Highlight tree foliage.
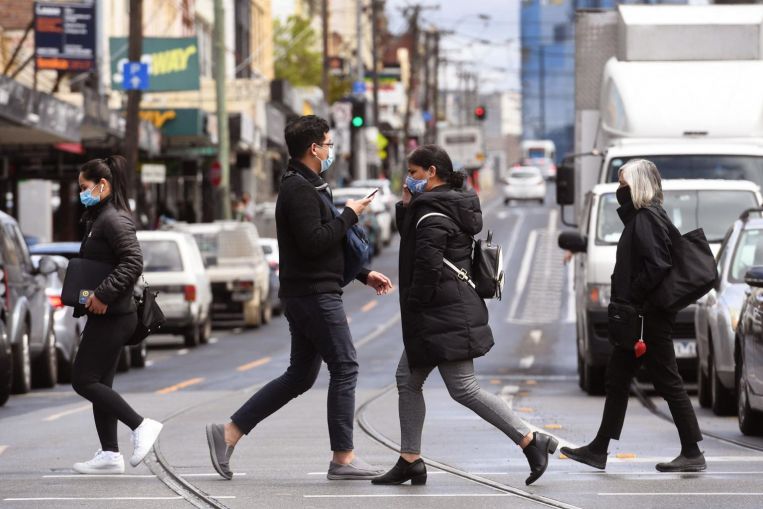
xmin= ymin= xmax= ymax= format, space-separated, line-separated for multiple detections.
xmin=273 ymin=15 xmax=321 ymax=87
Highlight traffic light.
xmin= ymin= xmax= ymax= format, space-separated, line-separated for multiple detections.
xmin=474 ymin=105 xmax=487 ymax=121
xmin=351 ymin=99 xmax=366 ymax=128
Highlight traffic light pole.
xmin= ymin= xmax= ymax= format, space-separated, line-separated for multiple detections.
xmin=214 ymin=0 xmax=231 ymax=219
xmin=353 ymin=0 xmax=367 ymax=181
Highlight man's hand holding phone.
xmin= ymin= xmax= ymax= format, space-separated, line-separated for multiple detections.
xmin=346 ymin=189 xmax=377 ymax=217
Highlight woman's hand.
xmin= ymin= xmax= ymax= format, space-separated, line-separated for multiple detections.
xmin=366 ymin=271 xmax=394 ymax=295
xmin=402 ymin=185 xmax=412 ymax=207
xmin=86 ymin=294 xmax=108 ymax=315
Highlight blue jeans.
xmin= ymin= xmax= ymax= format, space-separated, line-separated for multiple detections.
xmin=231 ymin=293 xmax=359 ymax=451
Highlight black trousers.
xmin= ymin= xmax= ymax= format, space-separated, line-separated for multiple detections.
xmin=231 ymin=293 xmax=359 ymax=451
xmin=72 ymin=312 xmax=143 ymax=453
xmin=597 ymin=308 xmax=703 ymax=446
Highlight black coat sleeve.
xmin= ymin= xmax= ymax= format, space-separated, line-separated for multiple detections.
xmin=395 ymin=201 xmax=407 ymax=232
xmin=284 ymin=184 xmax=358 ymax=258
xmin=630 ymin=211 xmax=672 ymax=304
xmin=94 ymin=212 xmax=143 ymax=304
xmin=408 ymin=216 xmax=451 ymax=305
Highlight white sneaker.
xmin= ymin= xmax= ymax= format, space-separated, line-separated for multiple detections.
xmin=73 ymin=449 xmax=125 ymax=475
xmin=130 ymin=418 xmax=163 ymax=467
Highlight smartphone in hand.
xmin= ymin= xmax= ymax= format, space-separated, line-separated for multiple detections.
xmin=364 ymin=188 xmax=380 ymax=199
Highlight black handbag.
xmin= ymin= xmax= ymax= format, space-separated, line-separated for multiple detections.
xmin=645 ymin=208 xmax=719 ymax=312
xmin=62 ymin=258 xmax=115 ymax=314
xmin=128 ymin=278 xmax=165 ymax=346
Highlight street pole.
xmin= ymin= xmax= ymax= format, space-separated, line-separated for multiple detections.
xmin=402 ymin=6 xmax=419 ymax=151
xmin=422 ymin=31 xmax=430 ymax=143
xmin=124 ymin=0 xmax=142 ymax=216
xmin=354 ymin=0 xmax=367 ymax=181
xmin=432 ymin=32 xmax=440 ymax=142
xmin=322 ymin=0 xmax=329 ymax=101
xmin=371 ymin=0 xmax=381 ymax=131
xmin=539 ymin=45 xmax=546 ymax=137
xmin=214 ymin=0 xmax=231 ymax=220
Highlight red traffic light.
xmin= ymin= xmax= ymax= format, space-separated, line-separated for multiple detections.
xmin=474 ymin=105 xmax=486 ymax=120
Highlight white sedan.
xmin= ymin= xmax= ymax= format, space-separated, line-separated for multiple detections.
xmin=502 ymin=166 xmax=547 ymax=205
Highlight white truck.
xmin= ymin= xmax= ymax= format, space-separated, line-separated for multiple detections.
xmin=437 ymin=126 xmax=485 ymax=172
xmin=557 ymin=5 xmax=763 ymax=394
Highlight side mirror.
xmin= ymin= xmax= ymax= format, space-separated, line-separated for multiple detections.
xmin=744 ymin=266 xmax=763 ymax=287
xmin=556 ymin=161 xmax=574 ymax=206
xmin=37 ymin=256 xmax=58 ymax=276
xmin=558 ymin=230 xmax=587 ymax=254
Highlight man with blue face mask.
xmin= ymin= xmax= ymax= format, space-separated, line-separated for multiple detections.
xmin=206 ymin=115 xmax=393 ymax=482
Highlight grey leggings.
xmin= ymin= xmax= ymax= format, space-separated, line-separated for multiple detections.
xmin=396 ymin=352 xmax=529 ymax=454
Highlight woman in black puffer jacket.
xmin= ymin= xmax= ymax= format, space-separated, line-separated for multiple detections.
xmin=71 ymin=156 xmax=162 ymax=475
xmin=373 ymin=145 xmax=558 ymax=487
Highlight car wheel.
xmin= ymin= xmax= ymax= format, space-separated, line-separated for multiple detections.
xmin=116 ymin=346 xmax=131 ymax=373
xmin=244 ymin=293 xmax=263 ymax=329
xmin=32 ymin=325 xmax=58 ymax=389
xmin=260 ymin=298 xmax=272 ymax=325
xmin=503 ymin=198 xmax=510 ymax=206
xmin=538 ymin=198 xmax=545 ymax=205
xmin=0 ymin=321 xmax=12 ymax=406
xmin=184 ymin=323 xmax=201 ymax=347
xmin=710 ymin=358 xmax=735 ymax=416
xmin=737 ymin=361 xmax=763 ymax=436
xmin=577 ymin=345 xmax=585 ymax=391
xmin=11 ymin=323 xmax=32 ymax=394
xmin=130 ymin=341 xmax=147 ymax=368
xmin=697 ymin=355 xmax=711 ymax=408
xmin=199 ymin=312 xmax=212 ymax=345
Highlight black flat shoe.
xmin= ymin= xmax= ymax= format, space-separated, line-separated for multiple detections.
xmin=371 ymin=457 xmax=427 ymax=485
xmin=656 ymin=453 xmax=706 ymax=473
xmin=560 ymin=445 xmax=607 ymax=470
xmin=523 ymin=432 xmax=559 ymax=486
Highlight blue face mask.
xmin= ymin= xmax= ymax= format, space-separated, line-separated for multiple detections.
xmin=80 ymin=184 xmax=102 ymax=207
xmin=406 ymin=175 xmax=428 ymax=195
xmin=318 ymin=145 xmax=335 ymax=175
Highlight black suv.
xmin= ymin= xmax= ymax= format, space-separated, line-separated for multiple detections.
xmin=735 ymin=265 xmax=763 ymax=435
xmin=0 ymin=211 xmax=58 ymax=396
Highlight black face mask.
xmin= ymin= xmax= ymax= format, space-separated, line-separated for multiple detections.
xmin=616 ymin=185 xmax=632 ymax=206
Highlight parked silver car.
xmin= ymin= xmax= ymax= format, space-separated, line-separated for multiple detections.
xmin=695 ymin=208 xmax=763 ymax=415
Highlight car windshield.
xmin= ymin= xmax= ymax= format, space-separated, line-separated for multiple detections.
xmin=730 ymin=229 xmax=763 ymax=283
xmin=141 ymin=240 xmax=183 ymax=272
xmin=510 ymin=171 xmax=538 ymax=179
xmin=607 ymin=155 xmax=763 ymax=187
xmin=596 ymin=190 xmax=759 ymax=245
xmin=191 ymin=229 xmax=257 ymax=266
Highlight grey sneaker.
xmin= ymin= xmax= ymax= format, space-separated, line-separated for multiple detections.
xmin=206 ymin=424 xmax=234 ymax=480
xmin=327 ymin=457 xmax=385 ymax=480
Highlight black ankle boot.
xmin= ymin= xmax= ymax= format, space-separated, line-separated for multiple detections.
xmin=371 ymin=457 xmax=427 ymax=485
xmin=559 ymin=444 xmax=607 ymax=470
xmin=523 ymin=432 xmax=559 ymax=486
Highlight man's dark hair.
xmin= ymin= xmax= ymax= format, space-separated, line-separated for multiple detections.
xmin=284 ymin=115 xmax=330 ymax=159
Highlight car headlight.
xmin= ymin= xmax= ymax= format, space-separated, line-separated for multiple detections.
xmin=587 ymin=284 xmax=611 ymax=308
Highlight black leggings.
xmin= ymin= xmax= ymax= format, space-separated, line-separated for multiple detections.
xmin=72 ymin=312 xmax=143 ymax=453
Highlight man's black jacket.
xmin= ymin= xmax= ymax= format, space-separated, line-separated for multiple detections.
xmin=276 ymin=159 xmax=369 ymax=297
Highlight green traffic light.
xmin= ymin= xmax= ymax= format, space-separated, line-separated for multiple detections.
xmin=352 ymin=116 xmax=364 ymax=128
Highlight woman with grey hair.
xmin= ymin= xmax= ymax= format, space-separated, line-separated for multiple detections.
xmin=561 ymin=159 xmax=705 ymax=473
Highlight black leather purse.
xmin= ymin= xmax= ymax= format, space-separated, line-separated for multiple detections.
xmin=127 ymin=277 xmax=165 ymax=346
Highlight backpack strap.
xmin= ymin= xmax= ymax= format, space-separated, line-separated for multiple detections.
xmin=414 ymin=212 xmax=475 ymax=289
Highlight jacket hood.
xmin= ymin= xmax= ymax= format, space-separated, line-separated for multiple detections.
xmin=411 ymin=186 xmax=483 ymax=235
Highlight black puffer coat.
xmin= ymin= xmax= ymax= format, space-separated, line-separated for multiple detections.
xmin=396 ymin=185 xmax=494 ymax=368
xmin=78 ymin=197 xmax=143 ymax=316
xmin=611 ymin=197 xmax=673 ymax=308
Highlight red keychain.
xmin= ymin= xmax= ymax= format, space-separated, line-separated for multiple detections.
xmin=635 ymin=314 xmax=647 ymax=358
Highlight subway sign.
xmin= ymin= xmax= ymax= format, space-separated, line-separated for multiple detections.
xmin=110 ymin=37 xmax=200 ymax=92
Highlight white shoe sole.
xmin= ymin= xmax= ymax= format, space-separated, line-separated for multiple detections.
xmin=130 ymin=421 xmax=164 ymax=467
xmin=73 ymin=464 xmax=125 ymax=475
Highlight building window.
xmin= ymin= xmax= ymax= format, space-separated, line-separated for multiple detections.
xmin=235 ymin=0 xmax=252 ymax=78
xmin=196 ymin=18 xmax=213 ymax=78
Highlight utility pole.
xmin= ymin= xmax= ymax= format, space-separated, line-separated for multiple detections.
xmin=402 ymin=6 xmax=419 ymax=151
xmin=539 ymin=44 xmax=546 ymax=137
xmin=353 ymin=0 xmax=367 ymax=181
xmin=432 ymin=31 xmax=440 ymax=142
xmin=322 ymin=0 xmax=329 ymax=100
xmin=124 ymin=0 xmax=142 ymax=214
xmin=214 ymin=0 xmax=231 ymax=219
xmin=371 ymin=0 xmax=381 ymax=132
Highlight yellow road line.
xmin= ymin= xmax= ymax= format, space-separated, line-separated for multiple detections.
xmin=156 ymin=377 xmax=205 ymax=395
xmin=236 ymin=356 xmax=272 ymax=373
xmin=361 ymin=300 xmax=378 ymax=313
xmin=616 ymin=453 xmax=637 ymax=459
xmin=43 ymin=403 xmax=91 ymax=422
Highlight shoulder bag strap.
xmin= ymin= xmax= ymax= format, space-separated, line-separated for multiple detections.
xmin=415 ymin=212 xmax=476 ymax=289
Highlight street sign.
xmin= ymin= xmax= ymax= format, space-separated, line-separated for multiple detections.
xmin=422 ymin=111 xmax=433 ymax=123
xmin=140 ymin=163 xmax=166 ymax=184
xmin=34 ymin=1 xmax=97 ymax=71
xmin=110 ymin=37 xmax=200 ymax=92
xmin=352 ymin=80 xmax=366 ymax=95
xmin=122 ymin=62 xmax=149 ymax=91
xmin=209 ymin=161 xmax=222 ymax=187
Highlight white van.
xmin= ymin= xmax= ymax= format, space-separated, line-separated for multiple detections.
xmin=559 ymin=179 xmax=763 ymax=395
xmin=521 ymin=140 xmax=557 ymax=180
xmin=138 ymin=231 xmax=213 ymax=347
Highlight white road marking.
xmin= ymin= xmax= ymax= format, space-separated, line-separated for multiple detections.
xmin=529 ymin=329 xmax=542 ymax=344
xmin=569 ymin=471 xmax=763 ymax=476
xmin=519 ymin=355 xmax=535 ymax=369
xmin=177 ymin=348 xmax=189 ymax=356
xmin=208 ymin=337 xmax=219 ymax=344
xmin=42 ymin=404 xmax=90 ymax=422
xmin=507 ymin=228 xmax=539 ymax=320
xmin=41 ymin=473 xmax=247 ymax=479
xmin=4 ymin=497 xmax=236 ymax=502
xmin=564 ymin=262 xmax=576 ymax=323
xmin=497 ymin=210 xmax=510 ymax=220
xmin=547 ymin=207 xmax=558 ymax=232
xmin=304 ymin=494 xmax=511 ymax=499
xmin=353 ymin=312 xmax=402 ymax=349
xmin=144 ymin=360 xmax=154 ymax=367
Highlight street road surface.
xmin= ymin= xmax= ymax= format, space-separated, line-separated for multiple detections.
xmin=2 ymin=188 xmax=762 ymax=508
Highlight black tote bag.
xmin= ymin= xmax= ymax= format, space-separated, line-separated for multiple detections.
xmin=646 ymin=209 xmax=718 ymax=312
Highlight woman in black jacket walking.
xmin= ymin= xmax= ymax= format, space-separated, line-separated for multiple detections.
xmin=71 ymin=156 xmax=162 ymax=475
xmin=373 ymin=145 xmax=558 ymax=487
xmin=561 ymin=159 xmax=705 ymax=473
